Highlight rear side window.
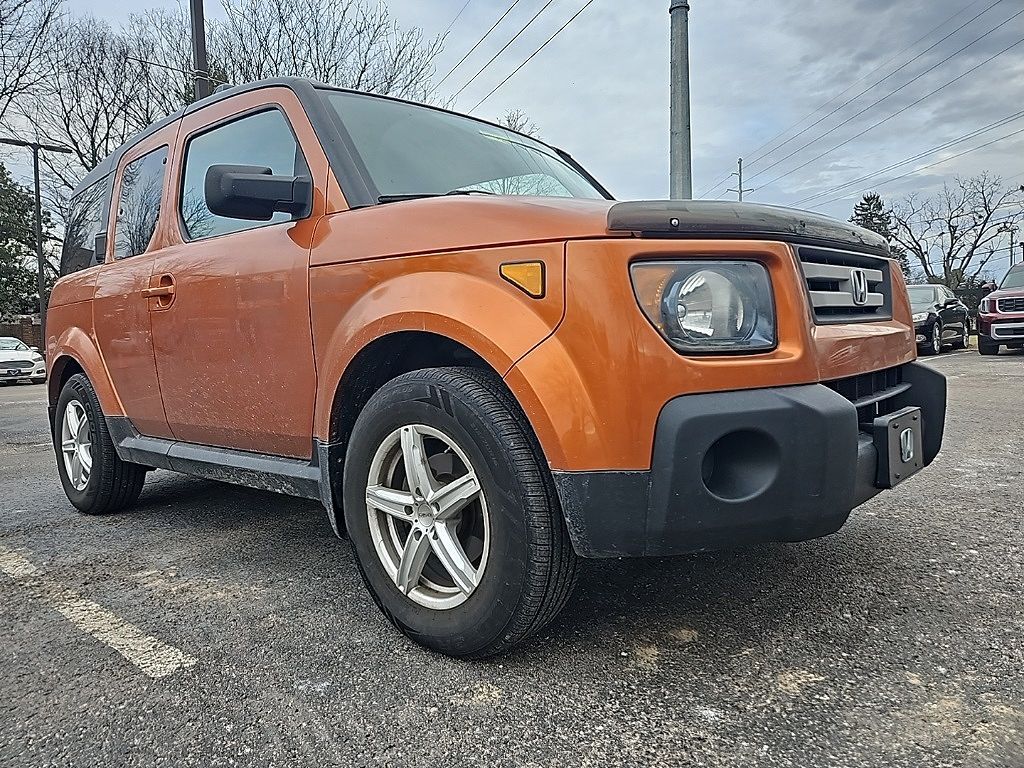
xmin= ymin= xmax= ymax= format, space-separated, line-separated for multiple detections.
xmin=113 ymin=146 xmax=168 ymax=259
xmin=180 ymin=108 xmax=307 ymax=240
xmin=60 ymin=175 xmax=112 ymax=276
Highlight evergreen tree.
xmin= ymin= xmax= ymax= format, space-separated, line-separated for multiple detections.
xmin=850 ymin=192 xmax=912 ymax=280
xmin=0 ymin=162 xmax=50 ymax=316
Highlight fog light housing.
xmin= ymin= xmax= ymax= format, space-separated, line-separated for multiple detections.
xmin=631 ymin=261 xmax=776 ymax=353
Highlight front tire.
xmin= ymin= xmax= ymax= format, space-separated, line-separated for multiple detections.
xmin=54 ymin=374 xmax=145 ymax=514
xmin=978 ymin=338 xmax=1000 ymax=356
xmin=920 ymin=322 xmax=942 ymax=355
xmin=343 ymin=367 xmax=577 ymax=658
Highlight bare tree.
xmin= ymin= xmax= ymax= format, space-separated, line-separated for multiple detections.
xmin=23 ymin=0 xmax=444 ymax=186
xmin=890 ymin=173 xmax=1024 ymax=289
xmin=498 ymin=108 xmax=540 ymax=138
xmin=0 ymin=0 xmax=62 ymax=127
xmin=212 ymin=0 xmax=443 ymax=100
xmin=21 ymin=15 xmax=151 ymax=188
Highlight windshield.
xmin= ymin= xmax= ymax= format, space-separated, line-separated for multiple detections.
xmin=0 ymin=338 xmax=28 ymax=351
xmin=322 ymin=90 xmax=607 ymax=201
xmin=1001 ymin=267 xmax=1024 ymax=289
xmin=907 ymin=286 xmax=937 ymax=307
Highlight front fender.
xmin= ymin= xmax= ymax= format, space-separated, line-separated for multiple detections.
xmin=309 ymin=242 xmax=565 ymax=442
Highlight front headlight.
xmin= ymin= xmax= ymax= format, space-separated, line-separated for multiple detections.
xmin=630 ymin=261 xmax=776 ymax=353
xmin=912 ymin=312 xmax=930 ymax=323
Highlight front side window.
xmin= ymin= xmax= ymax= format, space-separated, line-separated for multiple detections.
xmin=180 ymin=109 xmax=307 ymax=240
xmin=321 ymin=90 xmax=607 ymax=201
xmin=113 ymin=146 xmax=168 ymax=259
xmin=60 ymin=175 xmax=112 ymax=276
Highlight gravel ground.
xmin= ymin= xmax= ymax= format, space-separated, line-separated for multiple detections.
xmin=0 ymin=349 xmax=1021 ymax=768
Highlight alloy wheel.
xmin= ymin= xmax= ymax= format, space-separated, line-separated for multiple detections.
xmin=61 ymin=400 xmax=92 ymax=492
xmin=931 ymin=324 xmax=941 ymax=355
xmin=364 ymin=424 xmax=490 ymax=610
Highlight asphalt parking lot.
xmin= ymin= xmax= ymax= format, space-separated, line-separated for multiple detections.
xmin=1 ymin=349 xmax=1022 ymax=768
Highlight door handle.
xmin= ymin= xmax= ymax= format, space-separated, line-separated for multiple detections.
xmin=143 ymin=274 xmax=176 ymax=309
xmin=141 ymin=285 xmax=175 ymax=298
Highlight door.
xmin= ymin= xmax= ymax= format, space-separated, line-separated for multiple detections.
xmin=149 ymin=94 xmax=327 ymax=459
xmin=937 ymin=287 xmax=967 ymax=337
xmin=92 ymin=136 xmax=174 ymax=438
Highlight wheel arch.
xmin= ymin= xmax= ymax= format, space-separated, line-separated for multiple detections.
xmin=319 ymin=329 xmax=559 ymax=535
xmin=47 ymin=327 xmax=122 ymax=431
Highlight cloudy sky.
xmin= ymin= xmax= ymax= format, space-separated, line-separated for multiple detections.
xmin=8 ymin=0 xmax=1024 ymax=269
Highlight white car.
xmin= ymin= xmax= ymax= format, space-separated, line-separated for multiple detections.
xmin=0 ymin=337 xmax=46 ymax=384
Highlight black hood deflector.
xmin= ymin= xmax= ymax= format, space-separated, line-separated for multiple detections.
xmin=607 ymin=200 xmax=890 ymax=257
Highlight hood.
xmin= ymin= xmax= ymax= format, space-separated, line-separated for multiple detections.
xmin=320 ymin=196 xmax=890 ymax=263
xmin=986 ymin=286 xmax=1024 ymax=300
xmin=0 ymin=348 xmax=40 ymax=362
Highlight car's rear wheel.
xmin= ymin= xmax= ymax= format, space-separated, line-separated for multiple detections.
xmin=343 ymin=366 xmax=577 ymax=658
xmin=952 ymin=321 xmax=969 ymax=350
xmin=55 ymin=374 xmax=146 ymax=514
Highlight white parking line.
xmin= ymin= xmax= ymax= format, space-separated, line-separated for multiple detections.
xmin=0 ymin=548 xmax=196 ymax=679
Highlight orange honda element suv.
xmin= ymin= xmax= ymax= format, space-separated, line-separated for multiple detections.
xmin=48 ymin=78 xmax=946 ymax=657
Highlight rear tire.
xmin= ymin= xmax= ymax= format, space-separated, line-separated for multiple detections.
xmin=952 ymin=322 xmax=969 ymax=350
xmin=54 ymin=373 xmax=145 ymax=514
xmin=343 ymin=366 xmax=577 ymax=658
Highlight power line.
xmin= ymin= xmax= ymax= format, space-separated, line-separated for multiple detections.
xmin=754 ymin=31 xmax=1024 ymax=193
xmin=698 ymin=0 xmax=999 ymax=198
xmin=470 ymin=0 xmax=599 ymax=112
xmin=432 ymin=0 xmax=527 ymax=93
xmin=814 ymin=125 xmax=1024 ymax=208
xmin=745 ymin=0 xmax=1005 ymax=170
xmin=748 ymin=9 xmax=1024 ymax=186
xmin=440 ymin=0 xmax=475 ymax=41
xmin=794 ymin=109 xmax=1024 ymax=206
xmin=452 ymin=0 xmax=559 ymax=100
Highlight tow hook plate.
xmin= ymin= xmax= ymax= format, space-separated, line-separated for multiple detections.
xmin=872 ymin=406 xmax=924 ymax=489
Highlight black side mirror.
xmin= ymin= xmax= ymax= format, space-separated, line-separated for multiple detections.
xmin=204 ymin=164 xmax=312 ymax=222
xmin=943 ymin=297 xmax=959 ymax=308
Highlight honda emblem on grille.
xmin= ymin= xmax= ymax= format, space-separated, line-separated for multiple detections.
xmin=899 ymin=428 xmax=914 ymax=463
xmin=850 ymin=268 xmax=869 ymax=306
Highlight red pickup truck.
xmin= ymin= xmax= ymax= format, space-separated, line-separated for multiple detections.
xmin=977 ymin=263 xmax=1024 ymax=355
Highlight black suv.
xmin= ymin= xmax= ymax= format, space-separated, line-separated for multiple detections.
xmin=908 ymin=284 xmax=970 ymax=355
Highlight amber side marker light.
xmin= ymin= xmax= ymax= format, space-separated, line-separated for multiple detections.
xmin=500 ymin=261 xmax=545 ymax=298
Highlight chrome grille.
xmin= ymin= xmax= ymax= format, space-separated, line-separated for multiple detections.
xmin=1 ymin=360 xmax=33 ymax=369
xmin=996 ymin=297 xmax=1024 ymax=313
xmin=797 ymin=246 xmax=893 ymax=323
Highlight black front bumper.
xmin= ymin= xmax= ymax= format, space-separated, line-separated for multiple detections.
xmin=553 ymin=362 xmax=946 ymax=558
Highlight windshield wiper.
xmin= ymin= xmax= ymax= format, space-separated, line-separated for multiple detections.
xmin=377 ymin=190 xmax=496 ymax=204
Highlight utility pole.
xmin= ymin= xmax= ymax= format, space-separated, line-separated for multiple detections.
xmin=669 ymin=0 xmax=692 ymax=199
xmin=0 ymin=137 xmax=73 ymax=347
xmin=1000 ymin=223 xmax=1018 ymax=267
xmin=726 ymin=157 xmax=753 ymax=202
xmin=189 ymin=0 xmax=212 ymax=101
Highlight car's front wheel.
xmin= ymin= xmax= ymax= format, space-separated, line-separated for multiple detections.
xmin=920 ymin=322 xmax=942 ymax=355
xmin=343 ymin=367 xmax=577 ymax=658
xmin=54 ymin=374 xmax=146 ymax=514
xmin=978 ymin=338 xmax=1000 ymax=356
